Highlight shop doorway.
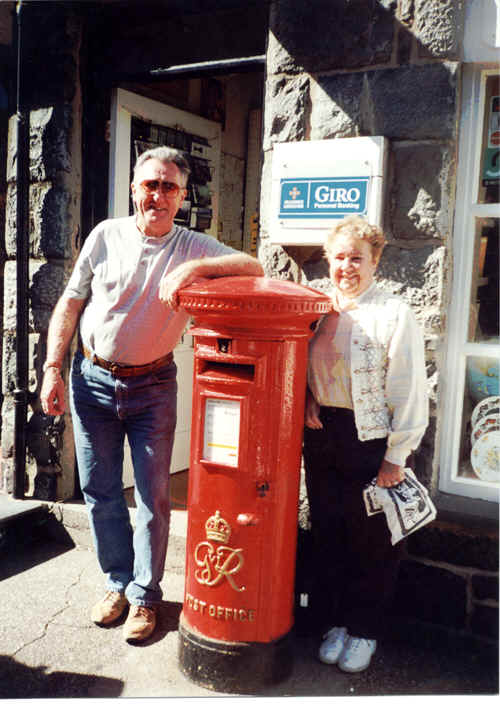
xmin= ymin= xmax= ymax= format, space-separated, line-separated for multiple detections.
xmin=107 ymin=77 xmax=263 ymax=490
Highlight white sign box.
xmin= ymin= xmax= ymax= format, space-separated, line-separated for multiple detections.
xmin=270 ymin=137 xmax=387 ymax=245
xmin=203 ymin=397 xmax=241 ymax=467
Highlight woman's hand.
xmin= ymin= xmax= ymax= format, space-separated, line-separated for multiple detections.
xmin=376 ymin=459 xmax=405 ymax=488
xmin=305 ymin=391 xmax=323 ymax=429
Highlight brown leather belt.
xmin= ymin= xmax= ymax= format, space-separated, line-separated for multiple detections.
xmin=82 ymin=346 xmax=173 ymax=378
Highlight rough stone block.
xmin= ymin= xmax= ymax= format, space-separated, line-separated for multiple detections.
xmin=310 ymin=73 xmax=363 ymax=140
xmin=311 ymin=64 xmax=458 ymax=142
xmin=472 ymin=574 xmax=499 ymax=602
xmin=395 ymin=559 xmax=467 ymax=629
xmin=414 ymin=0 xmax=463 ymax=59
xmin=3 ymin=259 xmax=72 ymax=334
xmin=268 ymin=0 xmax=396 ymax=74
xmin=376 ymin=244 xmax=445 ymax=310
xmin=0 ymin=398 xmax=15 ymax=461
xmin=390 ymin=143 xmax=455 ymax=242
xmin=423 ymin=311 xmax=445 ymax=336
xmin=7 ymin=107 xmax=73 ymax=184
xmin=30 ymin=259 xmax=72 ymax=332
xmin=2 ymin=332 xmax=42 ymax=400
xmin=407 ymin=522 xmax=499 ymax=572
xmin=366 ymin=63 xmax=459 ymax=140
xmin=0 ymin=457 xmax=14 ymax=494
xmin=6 ymin=181 xmax=75 ymax=260
xmin=263 ymin=75 xmax=310 ymax=149
xmin=1 ymin=331 xmax=16 ymax=396
xmin=471 ymin=603 xmax=499 ymax=640
xmin=259 ymin=240 xmax=301 ymax=282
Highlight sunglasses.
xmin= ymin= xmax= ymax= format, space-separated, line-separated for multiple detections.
xmin=139 ymin=179 xmax=184 ymax=197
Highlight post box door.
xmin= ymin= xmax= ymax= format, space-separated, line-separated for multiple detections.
xmin=183 ymin=336 xmax=305 ymax=644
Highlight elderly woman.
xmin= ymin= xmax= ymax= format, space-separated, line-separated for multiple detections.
xmin=304 ymin=215 xmax=428 ymax=673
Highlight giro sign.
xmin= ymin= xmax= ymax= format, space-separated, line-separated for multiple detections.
xmin=271 ymin=137 xmax=387 ymax=244
xmin=279 ymin=177 xmax=369 ymax=219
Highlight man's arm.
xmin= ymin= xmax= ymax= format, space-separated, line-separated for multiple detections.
xmin=159 ymin=252 xmax=264 ymax=309
xmin=40 ymin=295 xmax=86 ymax=416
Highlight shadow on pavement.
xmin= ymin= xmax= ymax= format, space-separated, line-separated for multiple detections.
xmin=255 ymin=629 xmax=499 ymax=697
xmin=0 ymin=655 xmax=124 ymax=698
xmin=0 ymin=509 xmax=77 ymax=581
xmin=0 ymin=541 xmax=75 ymax=581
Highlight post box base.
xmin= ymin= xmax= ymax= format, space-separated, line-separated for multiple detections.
xmin=178 ymin=617 xmax=293 ymax=693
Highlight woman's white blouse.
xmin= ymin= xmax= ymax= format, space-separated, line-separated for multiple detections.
xmin=307 ymin=282 xmax=429 ymax=466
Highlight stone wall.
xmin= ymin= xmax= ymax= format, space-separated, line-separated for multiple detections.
xmin=0 ymin=4 xmax=14 ymax=485
xmin=1 ymin=4 xmax=83 ymax=499
xmin=260 ymin=0 xmax=461 ymax=491
xmin=260 ymin=0 xmax=498 ymax=643
xmin=396 ymin=518 xmax=499 ymax=642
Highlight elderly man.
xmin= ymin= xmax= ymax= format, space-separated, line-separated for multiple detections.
xmin=40 ymin=146 xmax=263 ymax=643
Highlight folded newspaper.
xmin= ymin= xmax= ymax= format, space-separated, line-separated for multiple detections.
xmin=363 ymin=468 xmax=437 ymax=545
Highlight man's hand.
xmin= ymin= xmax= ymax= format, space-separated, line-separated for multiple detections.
xmin=159 ymin=261 xmax=202 ymax=310
xmin=376 ymin=459 xmax=405 ymax=488
xmin=41 ymin=294 xmax=85 ymax=415
xmin=304 ymin=391 xmax=323 ymax=429
xmin=40 ymin=368 xmax=66 ymax=416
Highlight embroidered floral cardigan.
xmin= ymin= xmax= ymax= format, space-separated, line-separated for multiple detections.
xmin=308 ymin=283 xmax=429 ymax=467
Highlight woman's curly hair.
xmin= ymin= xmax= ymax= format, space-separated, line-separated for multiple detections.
xmin=324 ymin=215 xmax=386 ymax=264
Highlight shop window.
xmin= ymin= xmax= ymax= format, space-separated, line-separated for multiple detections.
xmin=440 ymin=68 xmax=499 ymax=503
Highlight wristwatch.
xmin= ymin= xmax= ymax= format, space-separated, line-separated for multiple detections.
xmin=43 ymin=361 xmax=62 ymax=373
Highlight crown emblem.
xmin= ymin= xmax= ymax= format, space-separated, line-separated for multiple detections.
xmin=205 ymin=510 xmax=231 ymax=544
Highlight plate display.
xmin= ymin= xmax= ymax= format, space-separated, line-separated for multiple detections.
xmin=470 ymin=430 xmax=500 ymax=483
xmin=471 ymin=415 xmax=500 ymax=446
xmin=471 ymin=396 xmax=500 ymax=430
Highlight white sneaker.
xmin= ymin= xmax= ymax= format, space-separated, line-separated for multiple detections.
xmin=338 ymin=636 xmax=377 ymax=673
xmin=318 ymin=626 xmax=348 ymax=664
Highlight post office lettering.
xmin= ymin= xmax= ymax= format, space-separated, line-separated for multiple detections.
xmin=185 ymin=593 xmax=255 ymax=622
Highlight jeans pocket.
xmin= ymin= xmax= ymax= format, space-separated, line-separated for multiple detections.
xmin=151 ymin=361 xmax=177 ymax=385
xmin=71 ymin=351 xmax=94 ymax=379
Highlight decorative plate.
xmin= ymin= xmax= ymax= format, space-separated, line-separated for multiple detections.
xmin=470 ymin=430 xmax=500 ymax=483
xmin=471 ymin=414 xmax=500 ymax=446
xmin=471 ymin=396 xmax=500 ymax=430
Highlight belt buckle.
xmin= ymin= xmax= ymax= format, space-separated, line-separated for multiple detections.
xmin=109 ymin=362 xmax=122 ymax=377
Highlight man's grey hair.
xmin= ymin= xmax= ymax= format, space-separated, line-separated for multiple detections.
xmin=133 ymin=146 xmax=191 ymax=185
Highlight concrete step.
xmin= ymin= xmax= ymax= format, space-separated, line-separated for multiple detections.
xmin=0 ymin=496 xmax=187 ymax=575
xmin=0 ymin=495 xmax=47 ymax=528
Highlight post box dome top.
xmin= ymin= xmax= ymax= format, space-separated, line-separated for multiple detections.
xmin=178 ymin=276 xmax=333 ymax=330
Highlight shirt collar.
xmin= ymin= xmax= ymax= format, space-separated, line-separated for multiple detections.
xmin=135 ymin=218 xmax=176 ymax=244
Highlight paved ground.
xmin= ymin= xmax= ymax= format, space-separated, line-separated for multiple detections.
xmin=0 ymin=503 xmax=498 ymax=699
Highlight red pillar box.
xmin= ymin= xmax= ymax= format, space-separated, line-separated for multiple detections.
xmin=177 ymin=276 xmax=332 ymax=693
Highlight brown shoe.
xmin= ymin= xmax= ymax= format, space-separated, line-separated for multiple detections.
xmin=91 ymin=591 xmax=128 ymax=626
xmin=123 ymin=604 xmax=157 ymax=643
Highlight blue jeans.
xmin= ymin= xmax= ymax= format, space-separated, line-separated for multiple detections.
xmin=69 ymin=350 xmax=177 ymax=606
